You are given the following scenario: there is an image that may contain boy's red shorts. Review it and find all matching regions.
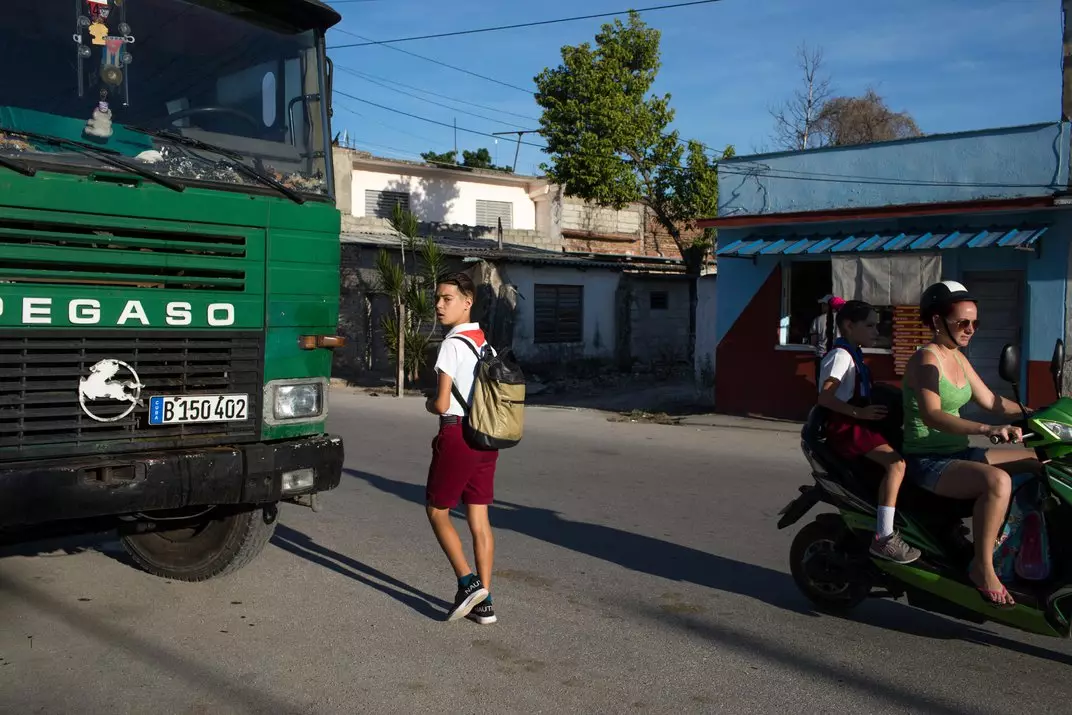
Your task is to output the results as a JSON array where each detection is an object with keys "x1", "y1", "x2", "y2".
[{"x1": 426, "y1": 417, "x2": 498, "y2": 508}]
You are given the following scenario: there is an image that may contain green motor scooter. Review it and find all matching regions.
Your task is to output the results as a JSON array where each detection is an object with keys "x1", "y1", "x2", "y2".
[{"x1": 780, "y1": 339, "x2": 1072, "y2": 637}]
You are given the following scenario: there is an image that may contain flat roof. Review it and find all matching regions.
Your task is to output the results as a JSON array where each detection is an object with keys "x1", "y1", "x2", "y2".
[{"x1": 719, "y1": 121, "x2": 1062, "y2": 165}]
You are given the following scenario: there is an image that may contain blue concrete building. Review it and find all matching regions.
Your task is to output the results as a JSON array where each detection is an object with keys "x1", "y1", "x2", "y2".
[{"x1": 698, "y1": 121, "x2": 1072, "y2": 420}]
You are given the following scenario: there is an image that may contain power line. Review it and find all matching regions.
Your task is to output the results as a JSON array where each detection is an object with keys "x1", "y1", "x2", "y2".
[
  {"x1": 333, "y1": 92, "x2": 708, "y2": 174},
  {"x1": 328, "y1": 0, "x2": 725, "y2": 48},
  {"x1": 720, "y1": 166, "x2": 1060, "y2": 190},
  {"x1": 336, "y1": 66, "x2": 531, "y2": 129},
  {"x1": 333, "y1": 65, "x2": 540, "y2": 122},
  {"x1": 329, "y1": 29, "x2": 729, "y2": 158},
  {"x1": 337, "y1": 94, "x2": 1054, "y2": 190},
  {"x1": 333, "y1": 100, "x2": 444, "y2": 145},
  {"x1": 329, "y1": 27, "x2": 532, "y2": 93},
  {"x1": 330, "y1": 28, "x2": 727, "y2": 158},
  {"x1": 336, "y1": 90, "x2": 546, "y2": 148}
]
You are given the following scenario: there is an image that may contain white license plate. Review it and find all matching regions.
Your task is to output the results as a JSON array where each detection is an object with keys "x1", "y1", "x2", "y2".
[{"x1": 148, "y1": 394, "x2": 249, "y2": 425}]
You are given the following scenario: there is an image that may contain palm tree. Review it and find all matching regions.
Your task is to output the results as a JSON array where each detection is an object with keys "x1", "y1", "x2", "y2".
[{"x1": 376, "y1": 203, "x2": 447, "y2": 395}]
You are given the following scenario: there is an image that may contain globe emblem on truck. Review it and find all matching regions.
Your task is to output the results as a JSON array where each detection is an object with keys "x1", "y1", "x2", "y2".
[{"x1": 78, "y1": 359, "x2": 145, "y2": 423}]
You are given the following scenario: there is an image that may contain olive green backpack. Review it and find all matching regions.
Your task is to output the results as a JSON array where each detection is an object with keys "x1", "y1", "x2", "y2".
[{"x1": 449, "y1": 337, "x2": 527, "y2": 450}]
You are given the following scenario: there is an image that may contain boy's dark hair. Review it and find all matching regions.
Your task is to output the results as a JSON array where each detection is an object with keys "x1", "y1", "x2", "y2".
[
  {"x1": 439, "y1": 272, "x2": 475, "y2": 299},
  {"x1": 835, "y1": 300, "x2": 875, "y2": 332}
]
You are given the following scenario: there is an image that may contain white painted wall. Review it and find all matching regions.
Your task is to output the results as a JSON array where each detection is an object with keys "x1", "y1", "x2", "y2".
[
  {"x1": 504, "y1": 264, "x2": 620, "y2": 362},
  {"x1": 694, "y1": 274, "x2": 718, "y2": 383},
  {"x1": 351, "y1": 168, "x2": 537, "y2": 230}
]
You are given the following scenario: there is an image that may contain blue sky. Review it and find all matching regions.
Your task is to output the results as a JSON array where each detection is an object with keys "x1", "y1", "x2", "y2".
[{"x1": 325, "y1": 0, "x2": 1061, "y2": 175}]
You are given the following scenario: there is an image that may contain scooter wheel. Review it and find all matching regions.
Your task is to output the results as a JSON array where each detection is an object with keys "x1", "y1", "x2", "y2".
[{"x1": 790, "y1": 519, "x2": 870, "y2": 612}]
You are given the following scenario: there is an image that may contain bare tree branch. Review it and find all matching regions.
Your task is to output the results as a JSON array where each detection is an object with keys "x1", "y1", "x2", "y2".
[{"x1": 769, "y1": 42, "x2": 832, "y2": 151}]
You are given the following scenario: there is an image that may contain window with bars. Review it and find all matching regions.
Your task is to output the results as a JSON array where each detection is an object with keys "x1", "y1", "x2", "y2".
[
  {"x1": 534, "y1": 284, "x2": 583, "y2": 343},
  {"x1": 365, "y1": 190, "x2": 410, "y2": 219},
  {"x1": 475, "y1": 199, "x2": 514, "y2": 229}
]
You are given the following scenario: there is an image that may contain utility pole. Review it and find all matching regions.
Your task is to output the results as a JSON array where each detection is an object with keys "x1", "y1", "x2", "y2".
[
  {"x1": 492, "y1": 130, "x2": 540, "y2": 173},
  {"x1": 453, "y1": 118, "x2": 458, "y2": 156}
]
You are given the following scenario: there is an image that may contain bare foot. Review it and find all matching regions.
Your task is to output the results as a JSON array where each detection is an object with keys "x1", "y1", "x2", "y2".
[{"x1": 970, "y1": 564, "x2": 1015, "y2": 607}]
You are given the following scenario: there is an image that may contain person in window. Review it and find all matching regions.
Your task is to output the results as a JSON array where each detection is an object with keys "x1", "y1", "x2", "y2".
[
  {"x1": 817, "y1": 300, "x2": 920, "y2": 564},
  {"x1": 902, "y1": 281, "x2": 1040, "y2": 609},
  {"x1": 810, "y1": 295, "x2": 843, "y2": 381}
]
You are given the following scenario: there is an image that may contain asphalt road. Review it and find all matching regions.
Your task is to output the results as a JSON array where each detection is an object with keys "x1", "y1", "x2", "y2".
[{"x1": 2, "y1": 390, "x2": 1071, "y2": 714}]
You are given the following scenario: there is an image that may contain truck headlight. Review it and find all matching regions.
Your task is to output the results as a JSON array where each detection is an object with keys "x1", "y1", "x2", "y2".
[{"x1": 263, "y1": 378, "x2": 328, "y2": 425}]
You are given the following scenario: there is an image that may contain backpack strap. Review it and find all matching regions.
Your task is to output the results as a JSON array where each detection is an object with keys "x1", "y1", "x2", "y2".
[
  {"x1": 450, "y1": 335, "x2": 484, "y2": 359},
  {"x1": 447, "y1": 335, "x2": 486, "y2": 415}
]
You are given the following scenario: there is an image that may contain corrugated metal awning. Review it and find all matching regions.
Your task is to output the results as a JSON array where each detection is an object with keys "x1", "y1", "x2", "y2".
[{"x1": 716, "y1": 226, "x2": 1049, "y2": 257}]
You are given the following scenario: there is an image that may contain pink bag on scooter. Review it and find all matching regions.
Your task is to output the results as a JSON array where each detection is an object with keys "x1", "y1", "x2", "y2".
[{"x1": 1016, "y1": 510, "x2": 1051, "y2": 581}]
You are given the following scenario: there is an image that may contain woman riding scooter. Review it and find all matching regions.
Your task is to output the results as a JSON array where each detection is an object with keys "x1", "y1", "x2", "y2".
[{"x1": 902, "y1": 280, "x2": 1041, "y2": 609}]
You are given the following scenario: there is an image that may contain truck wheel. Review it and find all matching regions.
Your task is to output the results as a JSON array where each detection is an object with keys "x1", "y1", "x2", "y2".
[
  {"x1": 120, "y1": 505, "x2": 278, "y2": 582},
  {"x1": 789, "y1": 519, "x2": 870, "y2": 612}
]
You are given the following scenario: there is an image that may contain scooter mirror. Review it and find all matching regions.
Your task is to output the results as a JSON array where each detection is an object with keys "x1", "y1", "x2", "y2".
[{"x1": 999, "y1": 344, "x2": 1022, "y2": 385}]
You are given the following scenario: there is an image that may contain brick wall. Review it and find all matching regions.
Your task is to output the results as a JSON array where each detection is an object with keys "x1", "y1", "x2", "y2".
[
  {"x1": 560, "y1": 196, "x2": 642, "y2": 236},
  {"x1": 627, "y1": 277, "x2": 692, "y2": 364},
  {"x1": 645, "y1": 213, "x2": 706, "y2": 259},
  {"x1": 555, "y1": 197, "x2": 704, "y2": 260}
]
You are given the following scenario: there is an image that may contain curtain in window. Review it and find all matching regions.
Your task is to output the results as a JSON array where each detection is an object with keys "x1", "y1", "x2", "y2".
[{"x1": 832, "y1": 254, "x2": 941, "y2": 305}]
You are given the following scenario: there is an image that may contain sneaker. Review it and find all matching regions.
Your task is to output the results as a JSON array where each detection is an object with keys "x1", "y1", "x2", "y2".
[
  {"x1": 447, "y1": 578, "x2": 488, "y2": 621},
  {"x1": 870, "y1": 531, "x2": 922, "y2": 564},
  {"x1": 467, "y1": 601, "x2": 497, "y2": 625}
]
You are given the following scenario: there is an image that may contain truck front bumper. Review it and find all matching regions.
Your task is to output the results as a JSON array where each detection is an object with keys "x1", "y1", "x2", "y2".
[{"x1": 0, "y1": 435, "x2": 344, "y2": 529}]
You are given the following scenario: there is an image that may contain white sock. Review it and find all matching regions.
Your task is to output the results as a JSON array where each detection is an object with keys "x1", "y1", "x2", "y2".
[{"x1": 877, "y1": 507, "x2": 895, "y2": 539}]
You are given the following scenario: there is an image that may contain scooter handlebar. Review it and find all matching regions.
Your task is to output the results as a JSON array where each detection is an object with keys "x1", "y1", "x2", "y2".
[{"x1": 989, "y1": 432, "x2": 1036, "y2": 445}]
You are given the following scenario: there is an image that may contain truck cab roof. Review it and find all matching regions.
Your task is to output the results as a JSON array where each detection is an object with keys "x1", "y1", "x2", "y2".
[{"x1": 229, "y1": 0, "x2": 343, "y2": 32}]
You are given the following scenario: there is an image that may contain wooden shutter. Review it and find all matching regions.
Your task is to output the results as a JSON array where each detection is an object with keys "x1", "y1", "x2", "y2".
[
  {"x1": 475, "y1": 200, "x2": 513, "y2": 229},
  {"x1": 365, "y1": 190, "x2": 410, "y2": 219},
  {"x1": 534, "y1": 284, "x2": 583, "y2": 343}
]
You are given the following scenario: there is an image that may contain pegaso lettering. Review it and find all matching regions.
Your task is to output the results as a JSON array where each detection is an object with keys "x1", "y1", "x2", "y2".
[{"x1": 0, "y1": 297, "x2": 236, "y2": 327}]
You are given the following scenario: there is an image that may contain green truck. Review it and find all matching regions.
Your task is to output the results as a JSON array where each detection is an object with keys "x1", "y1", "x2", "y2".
[{"x1": 0, "y1": 0, "x2": 346, "y2": 580}]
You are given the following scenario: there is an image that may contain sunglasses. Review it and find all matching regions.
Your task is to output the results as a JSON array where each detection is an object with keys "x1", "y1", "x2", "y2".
[{"x1": 947, "y1": 318, "x2": 979, "y2": 331}]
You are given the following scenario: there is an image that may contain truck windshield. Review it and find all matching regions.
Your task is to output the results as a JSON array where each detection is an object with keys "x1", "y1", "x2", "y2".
[{"x1": 0, "y1": 0, "x2": 331, "y2": 198}]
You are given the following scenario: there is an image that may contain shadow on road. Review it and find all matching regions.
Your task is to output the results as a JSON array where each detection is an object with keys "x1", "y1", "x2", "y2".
[
  {"x1": 0, "y1": 532, "x2": 137, "y2": 569},
  {"x1": 843, "y1": 599, "x2": 1072, "y2": 666},
  {"x1": 271, "y1": 524, "x2": 451, "y2": 621},
  {"x1": 347, "y1": 468, "x2": 1072, "y2": 667},
  {"x1": 0, "y1": 573, "x2": 307, "y2": 714},
  {"x1": 632, "y1": 601, "x2": 970, "y2": 715},
  {"x1": 346, "y1": 467, "x2": 811, "y2": 615}
]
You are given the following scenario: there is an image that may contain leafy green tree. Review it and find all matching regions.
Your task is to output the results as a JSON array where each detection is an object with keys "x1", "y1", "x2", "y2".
[
  {"x1": 533, "y1": 11, "x2": 733, "y2": 360},
  {"x1": 461, "y1": 147, "x2": 512, "y2": 172},
  {"x1": 376, "y1": 203, "x2": 447, "y2": 394},
  {"x1": 421, "y1": 147, "x2": 512, "y2": 172},
  {"x1": 420, "y1": 149, "x2": 458, "y2": 166}
]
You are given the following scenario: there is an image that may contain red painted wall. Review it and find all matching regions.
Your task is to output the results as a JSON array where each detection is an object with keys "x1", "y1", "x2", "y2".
[
  {"x1": 715, "y1": 264, "x2": 896, "y2": 421},
  {"x1": 1027, "y1": 361, "x2": 1057, "y2": 409}
]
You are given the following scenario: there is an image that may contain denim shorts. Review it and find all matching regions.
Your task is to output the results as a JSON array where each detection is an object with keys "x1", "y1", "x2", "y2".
[{"x1": 905, "y1": 447, "x2": 988, "y2": 492}]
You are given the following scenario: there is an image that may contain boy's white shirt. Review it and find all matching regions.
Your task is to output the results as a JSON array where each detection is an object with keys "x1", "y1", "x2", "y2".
[
  {"x1": 819, "y1": 347, "x2": 856, "y2": 402},
  {"x1": 434, "y1": 322, "x2": 492, "y2": 416}
]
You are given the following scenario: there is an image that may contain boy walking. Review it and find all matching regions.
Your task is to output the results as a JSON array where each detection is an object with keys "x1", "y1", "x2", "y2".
[{"x1": 424, "y1": 272, "x2": 498, "y2": 624}]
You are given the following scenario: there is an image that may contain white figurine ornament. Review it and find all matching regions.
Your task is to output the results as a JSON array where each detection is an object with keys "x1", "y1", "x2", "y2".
[{"x1": 84, "y1": 100, "x2": 114, "y2": 139}]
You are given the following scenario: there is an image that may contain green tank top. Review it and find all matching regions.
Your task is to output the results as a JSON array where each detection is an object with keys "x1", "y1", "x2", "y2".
[{"x1": 903, "y1": 346, "x2": 973, "y2": 455}]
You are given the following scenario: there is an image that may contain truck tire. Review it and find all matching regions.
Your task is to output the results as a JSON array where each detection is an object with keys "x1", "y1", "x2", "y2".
[{"x1": 120, "y1": 505, "x2": 278, "y2": 582}]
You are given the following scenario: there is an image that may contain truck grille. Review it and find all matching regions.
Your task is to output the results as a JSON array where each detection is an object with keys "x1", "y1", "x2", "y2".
[
  {"x1": 0, "y1": 217, "x2": 247, "y2": 291},
  {"x1": 0, "y1": 331, "x2": 263, "y2": 460}
]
